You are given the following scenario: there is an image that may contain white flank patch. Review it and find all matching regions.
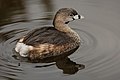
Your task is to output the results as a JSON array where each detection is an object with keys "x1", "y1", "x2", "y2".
[{"x1": 15, "y1": 42, "x2": 33, "y2": 57}]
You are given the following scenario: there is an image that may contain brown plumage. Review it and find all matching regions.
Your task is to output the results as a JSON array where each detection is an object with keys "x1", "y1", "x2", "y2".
[{"x1": 15, "y1": 8, "x2": 84, "y2": 60}]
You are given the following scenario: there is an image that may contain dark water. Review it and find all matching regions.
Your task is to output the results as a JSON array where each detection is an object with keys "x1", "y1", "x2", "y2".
[{"x1": 0, "y1": 0, "x2": 120, "y2": 80}]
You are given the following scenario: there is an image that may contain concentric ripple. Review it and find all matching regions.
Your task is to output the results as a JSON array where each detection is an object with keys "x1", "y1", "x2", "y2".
[
  {"x1": 0, "y1": 0, "x2": 120, "y2": 79},
  {"x1": 0, "y1": 19, "x2": 120, "y2": 80}
]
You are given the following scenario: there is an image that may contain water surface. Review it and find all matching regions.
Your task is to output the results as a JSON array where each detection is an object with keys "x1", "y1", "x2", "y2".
[{"x1": 0, "y1": 0, "x2": 120, "y2": 80}]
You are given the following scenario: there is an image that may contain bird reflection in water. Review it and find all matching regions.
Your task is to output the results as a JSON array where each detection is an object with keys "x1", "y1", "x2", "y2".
[{"x1": 13, "y1": 46, "x2": 85, "y2": 74}]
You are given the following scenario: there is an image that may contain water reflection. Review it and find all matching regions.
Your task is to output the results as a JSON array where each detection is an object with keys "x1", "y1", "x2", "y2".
[
  {"x1": 13, "y1": 46, "x2": 85, "y2": 74},
  {"x1": 35, "y1": 57, "x2": 85, "y2": 74},
  {"x1": 56, "y1": 57, "x2": 85, "y2": 74},
  {"x1": 0, "y1": 0, "x2": 26, "y2": 26},
  {"x1": 0, "y1": 0, "x2": 54, "y2": 26},
  {"x1": 41, "y1": 0, "x2": 54, "y2": 19}
]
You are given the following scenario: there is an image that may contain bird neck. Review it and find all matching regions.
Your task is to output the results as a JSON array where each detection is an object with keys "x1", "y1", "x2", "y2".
[
  {"x1": 53, "y1": 20, "x2": 72, "y2": 32},
  {"x1": 53, "y1": 20, "x2": 80, "y2": 43}
]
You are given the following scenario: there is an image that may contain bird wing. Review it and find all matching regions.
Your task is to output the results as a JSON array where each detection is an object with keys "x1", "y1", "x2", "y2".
[{"x1": 22, "y1": 27, "x2": 72, "y2": 46}]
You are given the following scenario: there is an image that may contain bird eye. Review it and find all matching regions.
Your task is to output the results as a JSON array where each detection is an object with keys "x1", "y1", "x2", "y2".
[{"x1": 70, "y1": 14, "x2": 73, "y2": 16}]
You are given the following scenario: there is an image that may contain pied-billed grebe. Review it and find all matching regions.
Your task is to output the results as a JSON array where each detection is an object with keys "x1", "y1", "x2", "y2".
[{"x1": 15, "y1": 8, "x2": 84, "y2": 60}]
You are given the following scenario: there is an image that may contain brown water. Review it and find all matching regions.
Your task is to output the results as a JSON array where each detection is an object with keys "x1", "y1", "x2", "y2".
[{"x1": 0, "y1": 0, "x2": 120, "y2": 80}]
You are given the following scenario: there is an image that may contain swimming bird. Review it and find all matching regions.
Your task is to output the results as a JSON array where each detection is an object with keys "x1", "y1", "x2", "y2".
[{"x1": 15, "y1": 8, "x2": 84, "y2": 60}]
